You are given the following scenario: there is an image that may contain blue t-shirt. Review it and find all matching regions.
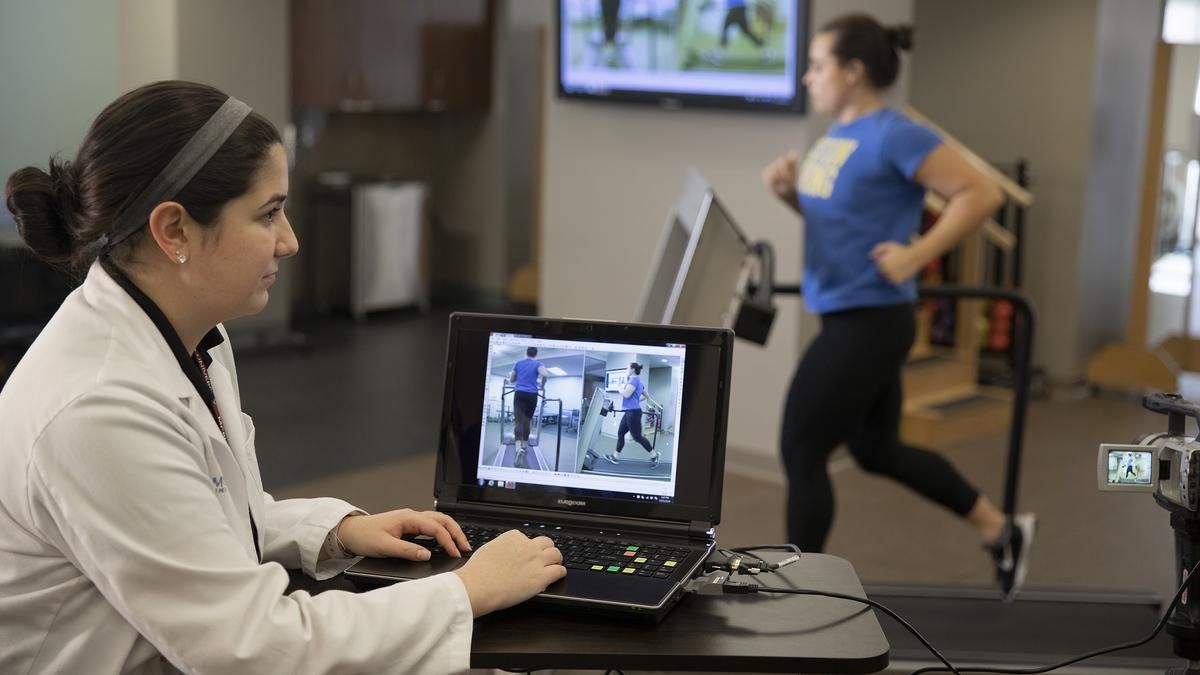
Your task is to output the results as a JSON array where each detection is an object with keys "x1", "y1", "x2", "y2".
[
  {"x1": 796, "y1": 108, "x2": 941, "y2": 314},
  {"x1": 622, "y1": 375, "x2": 645, "y2": 410},
  {"x1": 513, "y1": 358, "x2": 542, "y2": 393}
]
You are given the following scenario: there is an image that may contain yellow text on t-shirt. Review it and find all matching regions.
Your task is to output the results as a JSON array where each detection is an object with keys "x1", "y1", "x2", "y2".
[{"x1": 798, "y1": 138, "x2": 859, "y2": 199}]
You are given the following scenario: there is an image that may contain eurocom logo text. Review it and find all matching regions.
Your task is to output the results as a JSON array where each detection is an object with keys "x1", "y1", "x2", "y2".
[{"x1": 557, "y1": 498, "x2": 586, "y2": 508}]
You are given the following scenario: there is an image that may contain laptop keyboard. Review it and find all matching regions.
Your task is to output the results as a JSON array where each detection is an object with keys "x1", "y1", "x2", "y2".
[{"x1": 416, "y1": 524, "x2": 695, "y2": 580}]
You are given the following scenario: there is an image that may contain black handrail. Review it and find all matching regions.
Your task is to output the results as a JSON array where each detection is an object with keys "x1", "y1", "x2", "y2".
[{"x1": 771, "y1": 282, "x2": 1035, "y2": 518}]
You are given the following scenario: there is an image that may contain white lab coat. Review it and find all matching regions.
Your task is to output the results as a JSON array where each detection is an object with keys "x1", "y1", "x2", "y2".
[{"x1": 0, "y1": 263, "x2": 473, "y2": 674}]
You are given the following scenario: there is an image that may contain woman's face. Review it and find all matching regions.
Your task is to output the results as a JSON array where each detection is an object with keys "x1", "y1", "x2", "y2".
[
  {"x1": 802, "y1": 31, "x2": 856, "y2": 115},
  {"x1": 190, "y1": 144, "x2": 297, "y2": 323}
]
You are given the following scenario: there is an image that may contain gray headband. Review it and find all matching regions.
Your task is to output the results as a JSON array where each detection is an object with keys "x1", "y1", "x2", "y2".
[{"x1": 99, "y1": 96, "x2": 253, "y2": 252}]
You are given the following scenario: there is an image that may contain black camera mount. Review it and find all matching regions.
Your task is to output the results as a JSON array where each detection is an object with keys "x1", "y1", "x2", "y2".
[{"x1": 1144, "y1": 393, "x2": 1200, "y2": 675}]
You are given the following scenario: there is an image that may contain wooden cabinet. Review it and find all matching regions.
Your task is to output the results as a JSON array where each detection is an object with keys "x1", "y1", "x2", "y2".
[{"x1": 291, "y1": 0, "x2": 494, "y2": 112}]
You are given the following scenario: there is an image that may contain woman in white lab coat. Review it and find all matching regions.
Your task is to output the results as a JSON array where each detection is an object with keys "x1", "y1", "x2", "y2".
[{"x1": 0, "y1": 80, "x2": 565, "y2": 675}]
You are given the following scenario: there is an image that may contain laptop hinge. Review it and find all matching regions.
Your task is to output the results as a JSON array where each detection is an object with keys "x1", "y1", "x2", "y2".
[{"x1": 443, "y1": 501, "x2": 710, "y2": 539}]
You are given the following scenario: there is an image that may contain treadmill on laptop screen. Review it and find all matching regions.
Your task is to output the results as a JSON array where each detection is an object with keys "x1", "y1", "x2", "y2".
[{"x1": 436, "y1": 313, "x2": 731, "y2": 525}]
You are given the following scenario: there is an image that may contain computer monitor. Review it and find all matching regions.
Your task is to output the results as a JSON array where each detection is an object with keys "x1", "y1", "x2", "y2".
[
  {"x1": 636, "y1": 169, "x2": 754, "y2": 331},
  {"x1": 556, "y1": 0, "x2": 811, "y2": 112}
]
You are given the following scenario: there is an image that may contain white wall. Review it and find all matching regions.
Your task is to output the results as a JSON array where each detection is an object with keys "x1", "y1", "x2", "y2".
[
  {"x1": 118, "y1": 0, "x2": 177, "y2": 91},
  {"x1": 175, "y1": 0, "x2": 292, "y2": 340},
  {"x1": 0, "y1": 0, "x2": 120, "y2": 181},
  {"x1": 544, "y1": 375, "x2": 584, "y2": 412},
  {"x1": 1077, "y1": 0, "x2": 1167, "y2": 370},
  {"x1": 2, "y1": 0, "x2": 292, "y2": 341},
  {"x1": 909, "y1": 0, "x2": 1099, "y2": 383},
  {"x1": 646, "y1": 365, "x2": 677, "y2": 431},
  {"x1": 539, "y1": 0, "x2": 915, "y2": 458},
  {"x1": 175, "y1": 0, "x2": 288, "y2": 131}
]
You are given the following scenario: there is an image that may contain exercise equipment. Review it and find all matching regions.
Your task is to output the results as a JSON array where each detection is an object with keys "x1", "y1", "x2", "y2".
[
  {"x1": 575, "y1": 388, "x2": 669, "y2": 475},
  {"x1": 768, "y1": 279, "x2": 1174, "y2": 667},
  {"x1": 495, "y1": 384, "x2": 563, "y2": 470}
]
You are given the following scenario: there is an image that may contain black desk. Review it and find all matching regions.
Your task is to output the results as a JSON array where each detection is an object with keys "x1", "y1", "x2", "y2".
[{"x1": 289, "y1": 553, "x2": 890, "y2": 673}]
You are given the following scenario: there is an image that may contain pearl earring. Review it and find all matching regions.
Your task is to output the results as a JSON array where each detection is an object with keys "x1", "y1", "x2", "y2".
[{"x1": 175, "y1": 251, "x2": 187, "y2": 264}]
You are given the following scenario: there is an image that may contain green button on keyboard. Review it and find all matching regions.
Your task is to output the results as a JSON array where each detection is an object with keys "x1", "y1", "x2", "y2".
[{"x1": 606, "y1": 565, "x2": 621, "y2": 573}]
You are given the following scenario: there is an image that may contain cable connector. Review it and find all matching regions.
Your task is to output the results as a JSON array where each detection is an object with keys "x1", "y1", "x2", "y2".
[
  {"x1": 685, "y1": 571, "x2": 764, "y2": 595},
  {"x1": 772, "y1": 554, "x2": 800, "y2": 570},
  {"x1": 722, "y1": 579, "x2": 760, "y2": 594},
  {"x1": 685, "y1": 570, "x2": 731, "y2": 595}
]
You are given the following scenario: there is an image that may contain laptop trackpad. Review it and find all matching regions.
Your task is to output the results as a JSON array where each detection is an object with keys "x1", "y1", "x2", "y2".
[
  {"x1": 354, "y1": 555, "x2": 466, "y2": 580},
  {"x1": 414, "y1": 555, "x2": 466, "y2": 575}
]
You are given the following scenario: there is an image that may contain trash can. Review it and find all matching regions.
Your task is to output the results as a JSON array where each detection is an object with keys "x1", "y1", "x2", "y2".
[
  {"x1": 351, "y1": 181, "x2": 430, "y2": 319},
  {"x1": 308, "y1": 174, "x2": 430, "y2": 319}
]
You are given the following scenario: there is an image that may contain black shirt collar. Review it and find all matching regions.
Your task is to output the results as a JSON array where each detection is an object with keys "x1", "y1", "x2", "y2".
[{"x1": 102, "y1": 260, "x2": 225, "y2": 406}]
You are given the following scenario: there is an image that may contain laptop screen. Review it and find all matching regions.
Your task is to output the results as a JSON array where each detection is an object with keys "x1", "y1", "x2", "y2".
[{"x1": 436, "y1": 313, "x2": 732, "y2": 525}]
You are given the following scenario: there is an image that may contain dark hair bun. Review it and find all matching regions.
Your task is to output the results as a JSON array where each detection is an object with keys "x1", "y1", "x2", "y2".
[
  {"x1": 887, "y1": 25, "x2": 914, "y2": 51},
  {"x1": 5, "y1": 158, "x2": 78, "y2": 265}
]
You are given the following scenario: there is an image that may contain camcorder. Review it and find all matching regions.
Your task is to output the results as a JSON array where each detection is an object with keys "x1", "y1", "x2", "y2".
[
  {"x1": 1097, "y1": 407, "x2": 1200, "y2": 512},
  {"x1": 1099, "y1": 392, "x2": 1200, "y2": 664}
]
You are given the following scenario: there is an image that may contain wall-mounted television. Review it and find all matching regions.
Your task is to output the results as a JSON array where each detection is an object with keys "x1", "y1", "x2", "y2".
[{"x1": 557, "y1": 0, "x2": 809, "y2": 113}]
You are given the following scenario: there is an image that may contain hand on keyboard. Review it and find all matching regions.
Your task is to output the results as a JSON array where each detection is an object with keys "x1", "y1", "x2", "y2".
[
  {"x1": 423, "y1": 525, "x2": 690, "y2": 581},
  {"x1": 336, "y1": 508, "x2": 471, "y2": 560},
  {"x1": 452, "y1": 530, "x2": 566, "y2": 617}
]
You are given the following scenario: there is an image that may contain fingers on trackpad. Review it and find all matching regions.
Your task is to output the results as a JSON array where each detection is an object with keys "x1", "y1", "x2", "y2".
[{"x1": 425, "y1": 556, "x2": 467, "y2": 574}]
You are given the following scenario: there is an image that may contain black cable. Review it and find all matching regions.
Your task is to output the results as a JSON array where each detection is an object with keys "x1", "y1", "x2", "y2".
[
  {"x1": 751, "y1": 584, "x2": 960, "y2": 675},
  {"x1": 730, "y1": 544, "x2": 801, "y2": 568},
  {"x1": 728, "y1": 544, "x2": 801, "y2": 553},
  {"x1": 712, "y1": 547, "x2": 769, "y2": 572},
  {"x1": 708, "y1": 544, "x2": 802, "y2": 574},
  {"x1": 907, "y1": 555, "x2": 1200, "y2": 675}
]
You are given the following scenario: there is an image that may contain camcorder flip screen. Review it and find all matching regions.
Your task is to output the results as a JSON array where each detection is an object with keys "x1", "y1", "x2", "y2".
[{"x1": 1098, "y1": 443, "x2": 1157, "y2": 491}]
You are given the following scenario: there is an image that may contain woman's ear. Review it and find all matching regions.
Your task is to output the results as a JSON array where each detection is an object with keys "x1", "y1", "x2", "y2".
[
  {"x1": 845, "y1": 58, "x2": 866, "y2": 86},
  {"x1": 147, "y1": 201, "x2": 191, "y2": 264}
]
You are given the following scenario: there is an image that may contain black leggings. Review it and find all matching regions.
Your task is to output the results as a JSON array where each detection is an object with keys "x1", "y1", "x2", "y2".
[
  {"x1": 616, "y1": 409, "x2": 653, "y2": 453},
  {"x1": 721, "y1": 6, "x2": 763, "y2": 47},
  {"x1": 780, "y1": 304, "x2": 980, "y2": 552},
  {"x1": 513, "y1": 391, "x2": 538, "y2": 442},
  {"x1": 601, "y1": 0, "x2": 621, "y2": 42}
]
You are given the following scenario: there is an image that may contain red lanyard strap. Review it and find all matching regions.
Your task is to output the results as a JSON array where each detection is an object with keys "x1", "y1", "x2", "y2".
[{"x1": 192, "y1": 352, "x2": 226, "y2": 441}]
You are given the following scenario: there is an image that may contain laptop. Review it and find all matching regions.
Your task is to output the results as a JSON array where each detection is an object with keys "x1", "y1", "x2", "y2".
[{"x1": 345, "y1": 312, "x2": 733, "y2": 622}]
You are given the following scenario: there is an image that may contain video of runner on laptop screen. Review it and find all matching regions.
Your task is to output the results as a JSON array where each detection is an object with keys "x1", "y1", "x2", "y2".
[{"x1": 477, "y1": 332, "x2": 686, "y2": 502}]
